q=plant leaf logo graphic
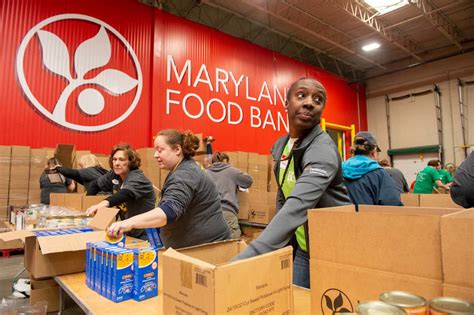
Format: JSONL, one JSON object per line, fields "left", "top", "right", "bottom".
{"left": 17, "top": 14, "right": 143, "bottom": 132}
{"left": 74, "top": 26, "right": 110, "bottom": 79}
{"left": 321, "top": 289, "right": 353, "bottom": 314}
{"left": 37, "top": 30, "right": 72, "bottom": 81}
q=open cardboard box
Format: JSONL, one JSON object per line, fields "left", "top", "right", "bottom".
{"left": 419, "top": 194, "right": 462, "bottom": 208}
{"left": 163, "top": 240, "right": 294, "bottom": 315}
{"left": 0, "top": 208, "right": 119, "bottom": 279}
{"left": 50, "top": 193, "right": 107, "bottom": 211}
{"left": 308, "top": 205, "right": 463, "bottom": 315}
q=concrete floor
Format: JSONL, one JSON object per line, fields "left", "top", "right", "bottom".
{"left": 0, "top": 254, "right": 84, "bottom": 314}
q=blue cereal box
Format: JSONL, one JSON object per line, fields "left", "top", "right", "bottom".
{"left": 145, "top": 228, "right": 164, "bottom": 249}
{"left": 111, "top": 249, "right": 134, "bottom": 303}
{"left": 106, "top": 247, "right": 127, "bottom": 300}
{"left": 133, "top": 247, "right": 158, "bottom": 301}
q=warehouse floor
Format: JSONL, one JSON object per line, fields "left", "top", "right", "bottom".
{"left": 0, "top": 255, "right": 84, "bottom": 314}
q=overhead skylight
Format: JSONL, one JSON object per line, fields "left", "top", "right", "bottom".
{"left": 362, "top": 42, "right": 381, "bottom": 52}
{"left": 364, "top": 0, "right": 409, "bottom": 15}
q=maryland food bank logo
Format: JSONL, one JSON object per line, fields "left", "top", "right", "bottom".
{"left": 16, "top": 14, "right": 143, "bottom": 132}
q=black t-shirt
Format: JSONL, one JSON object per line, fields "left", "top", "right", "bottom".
{"left": 96, "top": 169, "right": 156, "bottom": 239}
{"left": 39, "top": 173, "right": 72, "bottom": 205}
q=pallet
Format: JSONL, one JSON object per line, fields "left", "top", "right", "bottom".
{"left": 0, "top": 248, "right": 24, "bottom": 257}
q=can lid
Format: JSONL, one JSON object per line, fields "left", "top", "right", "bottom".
{"left": 356, "top": 301, "right": 406, "bottom": 315}
{"left": 429, "top": 297, "right": 474, "bottom": 313}
{"left": 380, "top": 291, "right": 426, "bottom": 308}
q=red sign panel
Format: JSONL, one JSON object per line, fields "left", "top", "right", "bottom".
{"left": 0, "top": 0, "right": 366, "bottom": 154}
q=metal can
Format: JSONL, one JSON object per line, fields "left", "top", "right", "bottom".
{"left": 429, "top": 297, "right": 474, "bottom": 315}
{"left": 380, "top": 291, "right": 427, "bottom": 315}
{"left": 357, "top": 301, "right": 407, "bottom": 315}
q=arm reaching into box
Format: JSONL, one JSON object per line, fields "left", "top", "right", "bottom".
{"left": 107, "top": 207, "right": 167, "bottom": 237}
{"left": 86, "top": 199, "right": 110, "bottom": 216}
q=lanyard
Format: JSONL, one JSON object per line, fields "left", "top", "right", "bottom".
{"left": 279, "top": 138, "right": 300, "bottom": 190}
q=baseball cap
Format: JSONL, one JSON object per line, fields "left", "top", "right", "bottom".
{"left": 354, "top": 131, "right": 381, "bottom": 152}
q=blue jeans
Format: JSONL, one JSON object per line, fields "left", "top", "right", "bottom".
{"left": 293, "top": 246, "right": 310, "bottom": 288}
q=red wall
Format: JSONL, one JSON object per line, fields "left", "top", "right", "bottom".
{"left": 0, "top": 0, "right": 366, "bottom": 155}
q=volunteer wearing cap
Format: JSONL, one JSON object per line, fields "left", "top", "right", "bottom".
{"left": 232, "top": 77, "right": 351, "bottom": 289}
{"left": 342, "top": 131, "right": 402, "bottom": 207}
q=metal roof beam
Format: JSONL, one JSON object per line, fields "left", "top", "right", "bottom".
{"left": 329, "top": 0, "right": 423, "bottom": 60}
{"left": 200, "top": 0, "right": 364, "bottom": 74}
{"left": 235, "top": 0, "right": 385, "bottom": 69}
{"left": 409, "top": 0, "right": 463, "bottom": 49}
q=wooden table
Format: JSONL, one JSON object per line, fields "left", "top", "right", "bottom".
{"left": 55, "top": 272, "right": 310, "bottom": 315}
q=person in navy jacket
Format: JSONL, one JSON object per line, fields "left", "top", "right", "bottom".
{"left": 342, "top": 131, "right": 402, "bottom": 208}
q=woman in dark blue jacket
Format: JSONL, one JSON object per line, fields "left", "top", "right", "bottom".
{"left": 342, "top": 131, "right": 402, "bottom": 208}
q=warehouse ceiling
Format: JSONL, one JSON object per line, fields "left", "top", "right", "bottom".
{"left": 142, "top": 0, "right": 474, "bottom": 83}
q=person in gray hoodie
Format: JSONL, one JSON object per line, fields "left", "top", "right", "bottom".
{"left": 232, "top": 77, "right": 351, "bottom": 288}
{"left": 206, "top": 152, "right": 253, "bottom": 239}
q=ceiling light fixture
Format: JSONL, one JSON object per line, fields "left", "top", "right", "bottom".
{"left": 364, "top": 0, "right": 409, "bottom": 15}
{"left": 362, "top": 42, "right": 381, "bottom": 52}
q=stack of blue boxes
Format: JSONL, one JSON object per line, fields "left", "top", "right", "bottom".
{"left": 85, "top": 228, "right": 163, "bottom": 303}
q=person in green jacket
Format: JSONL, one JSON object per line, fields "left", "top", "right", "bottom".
{"left": 414, "top": 160, "right": 451, "bottom": 194}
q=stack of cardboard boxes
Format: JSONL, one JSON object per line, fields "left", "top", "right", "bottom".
{"left": 28, "top": 148, "right": 50, "bottom": 204}
{"left": 232, "top": 152, "right": 277, "bottom": 225}
{"left": 74, "top": 150, "right": 91, "bottom": 194}
{"left": 0, "top": 146, "right": 11, "bottom": 222}
{"left": 9, "top": 146, "right": 30, "bottom": 208}
{"left": 137, "top": 148, "right": 160, "bottom": 191}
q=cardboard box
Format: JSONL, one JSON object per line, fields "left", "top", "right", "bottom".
{"left": 50, "top": 193, "right": 106, "bottom": 211}
{"left": 96, "top": 155, "right": 110, "bottom": 170}
{"left": 419, "top": 194, "right": 462, "bottom": 208}
{"left": 401, "top": 193, "right": 419, "bottom": 206}
{"left": 0, "top": 208, "right": 118, "bottom": 279}
{"left": 308, "top": 205, "right": 461, "bottom": 315}
{"left": 248, "top": 203, "right": 276, "bottom": 224}
{"left": 55, "top": 144, "right": 76, "bottom": 168}
{"left": 63, "top": 194, "right": 83, "bottom": 210}
{"left": 163, "top": 240, "right": 293, "bottom": 315}
{"left": 29, "top": 278, "right": 59, "bottom": 312}
{"left": 82, "top": 195, "right": 107, "bottom": 211}
{"left": 0, "top": 237, "right": 23, "bottom": 250}
{"left": 237, "top": 191, "right": 249, "bottom": 220}
{"left": 440, "top": 208, "right": 474, "bottom": 300}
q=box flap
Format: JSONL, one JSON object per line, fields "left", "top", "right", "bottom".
{"left": 308, "top": 206, "right": 445, "bottom": 279}
{"left": 359, "top": 205, "right": 461, "bottom": 216}
{"left": 0, "top": 230, "right": 34, "bottom": 242}
{"left": 419, "top": 194, "right": 462, "bottom": 208}
{"left": 174, "top": 240, "right": 243, "bottom": 265}
{"left": 88, "top": 207, "right": 119, "bottom": 230}
{"left": 163, "top": 248, "right": 217, "bottom": 269}
{"left": 37, "top": 231, "right": 104, "bottom": 255}
{"left": 440, "top": 208, "right": 474, "bottom": 289}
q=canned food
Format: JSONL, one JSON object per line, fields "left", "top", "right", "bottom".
{"left": 357, "top": 301, "right": 407, "bottom": 315}
{"left": 429, "top": 297, "right": 474, "bottom": 315}
{"left": 380, "top": 291, "right": 427, "bottom": 315}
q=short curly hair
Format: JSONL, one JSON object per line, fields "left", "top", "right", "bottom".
{"left": 108, "top": 143, "right": 141, "bottom": 170}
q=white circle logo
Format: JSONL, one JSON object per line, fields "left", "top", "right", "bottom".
{"left": 16, "top": 14, "right": 143, "bottom": 132}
